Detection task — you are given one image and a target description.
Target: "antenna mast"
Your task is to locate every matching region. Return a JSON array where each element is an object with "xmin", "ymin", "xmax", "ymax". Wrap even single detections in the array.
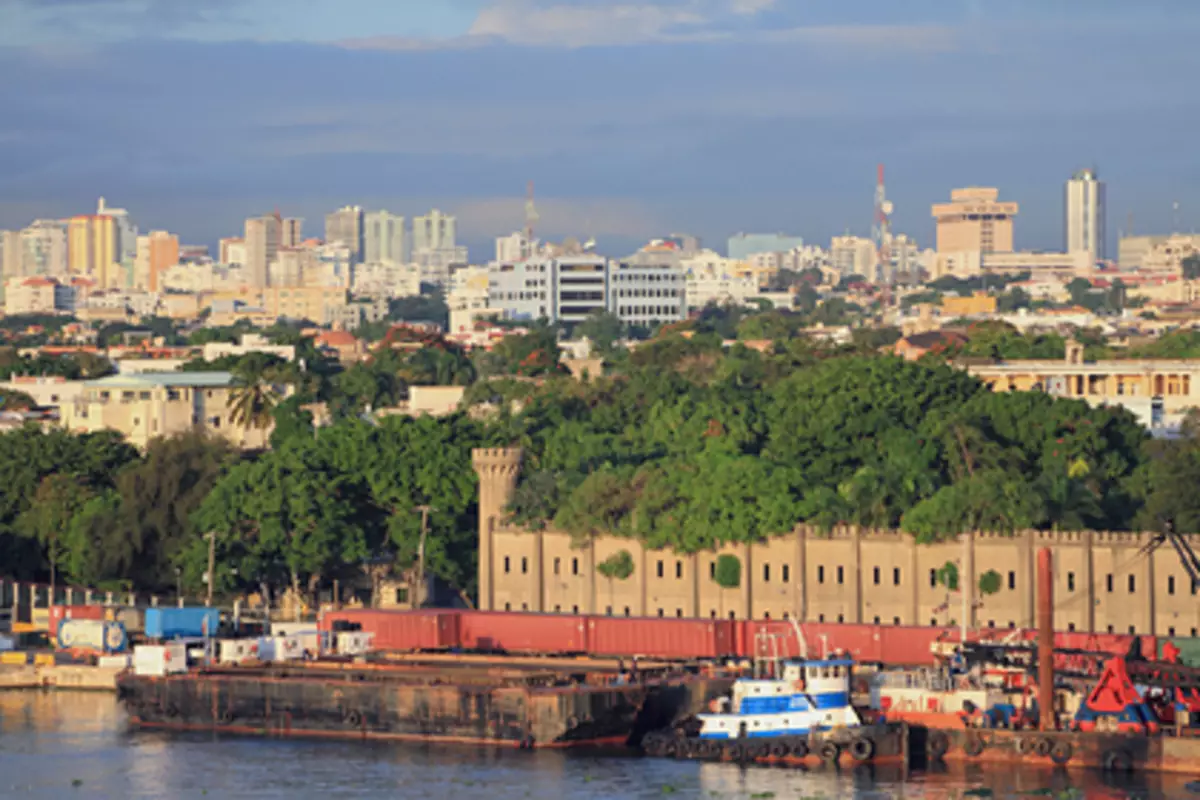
[
  {"xmin": 524, "ymin": 181, "xmax": 539, "ymax": 255},
  {"xmin": 873, "ymin": 164, "xmax": 894, "ymax": 299}
]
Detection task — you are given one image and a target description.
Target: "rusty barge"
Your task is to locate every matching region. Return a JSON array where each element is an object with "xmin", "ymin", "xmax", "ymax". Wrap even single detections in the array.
[{"xmin": 117, "ymin": 657, "xmax": 733, "ymax": 749}]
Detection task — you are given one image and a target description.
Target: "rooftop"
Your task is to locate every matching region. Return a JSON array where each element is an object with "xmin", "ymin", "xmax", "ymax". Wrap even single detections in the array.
[{"xmin": 83, "ymin": 371, "xmax": 235, "ymax": 389}]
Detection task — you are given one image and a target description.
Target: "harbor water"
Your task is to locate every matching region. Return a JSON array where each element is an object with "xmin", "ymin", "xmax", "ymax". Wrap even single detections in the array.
[{"xmin": 0, "ymin": 693, "xmax": 1193, "ymax": 799}]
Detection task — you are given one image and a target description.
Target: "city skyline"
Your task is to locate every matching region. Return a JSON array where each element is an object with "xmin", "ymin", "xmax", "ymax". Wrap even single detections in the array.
[{"xmin": 2, "ymin": 1, "xmax": 1199, "ymax": 255}]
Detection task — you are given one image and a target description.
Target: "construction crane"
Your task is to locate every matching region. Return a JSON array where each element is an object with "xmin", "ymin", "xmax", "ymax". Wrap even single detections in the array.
[{"xmin": 1140, "ymin": 519, "xmax": 1200, "ymax": 593}]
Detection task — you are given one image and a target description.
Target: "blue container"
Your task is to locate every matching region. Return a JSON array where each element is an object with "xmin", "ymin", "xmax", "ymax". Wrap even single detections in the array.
[{"xmin": 144, "ymin": 607, "xmax": 220, "ymax": 640}]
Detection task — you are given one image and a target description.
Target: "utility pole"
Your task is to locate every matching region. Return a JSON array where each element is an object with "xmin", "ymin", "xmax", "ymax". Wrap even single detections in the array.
[
  {"xmin": 414, "ymin": 506, "xmax": 432, "ymax": 609},
  {"xmin": 205, "ymin": 532, "xmax": 216, "ymax": 607}
]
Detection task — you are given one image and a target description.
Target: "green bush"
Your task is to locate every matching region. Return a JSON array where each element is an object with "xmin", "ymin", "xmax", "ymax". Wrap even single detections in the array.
[
  {"xmin": 714, "ymin": 554, "xmax": 741, "ymax": 589},
  {"xmin": 596, "ymin": 549, "xmax": 635, "ymax": 580}
]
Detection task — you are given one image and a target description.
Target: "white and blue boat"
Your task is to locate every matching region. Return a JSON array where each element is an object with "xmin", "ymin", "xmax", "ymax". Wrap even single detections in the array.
[{"xmin": 695, "ymin": 658, "xmax": 862, "ymax": 741}]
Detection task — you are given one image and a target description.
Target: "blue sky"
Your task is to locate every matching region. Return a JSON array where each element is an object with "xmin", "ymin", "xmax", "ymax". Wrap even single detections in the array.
[{"xmin": 1, "ymin": 0, "xmax": 1199, "ymax": 257}]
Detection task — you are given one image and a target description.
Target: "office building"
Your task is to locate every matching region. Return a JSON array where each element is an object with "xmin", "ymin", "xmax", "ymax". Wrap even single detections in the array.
[
  {"xmin": 280, "ymin": 218, "xmax": 303, "ymax": 248},
  {"xmin": 325, "ymin": 206, "xmax": 364, "ymax": 263},
  {"xmin": 1065, "ymin": 168, "xmax": 1106, "ymax": 260},
  {"xmin": 932, "ymin": 187, "xmax": 1018, "ymax": 254},
  {"xmin": 489, "ymin": 255, "xmax": 685, "ymax": 327},
  {"xmin": 244, "ymin": 215, "xmax": 280, "ymax": 288},
  {"xmin": 364, "ymin": 211, "xmax": 407, "ymax": 264},
  {"xmin": 728, "ymin": 232, "xmax": 804, "ymax": 260}
]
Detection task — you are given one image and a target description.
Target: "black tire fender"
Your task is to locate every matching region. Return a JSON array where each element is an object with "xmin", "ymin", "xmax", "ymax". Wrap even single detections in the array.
[
  {"xmin": 1035, "ymin": 737, "xmax": 1054, "ymax": 757},
  {"xmin": 791, "ymin": 740, "xmax": 809, "ymax": 759},
  {"xmin": 1103, "ymin": 749, "xmax": 1132, "ymax": 773},
  {"xmin": 963, "ymin": 736, "xmax": 985, "ymax": 757},
  {"xmin": 850, "ymin": 737, "xmax": 875, "ymax": 762},
  {"xmin": 819, "ymin": 741, "xmax": 841, "ymax": 763},
  {"xmin": 1017, "ymin": 737, "xmax": 1037, "ymax": 755},
  {"xmin": 1050, "ymin": 741, "xmax": 1072, "ymax": 766},
  {"xmin": 927, "ymin": 731, "xmax": 950, "ymax": 758},
  {"xmin": 769, "ymin": 742, "xmax": 789, "ymax": 758}
]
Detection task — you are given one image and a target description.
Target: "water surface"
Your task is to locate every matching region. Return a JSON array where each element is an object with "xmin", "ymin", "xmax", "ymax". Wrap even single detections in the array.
[{"xmin": 0, "ymin": 693, "xmax": 1191, "ymax": 799}]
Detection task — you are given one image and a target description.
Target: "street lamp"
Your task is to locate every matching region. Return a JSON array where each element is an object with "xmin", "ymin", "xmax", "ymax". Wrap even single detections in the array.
[{"xmin": 175, "ymin": 566, "xmax": 182, "ymax": 608}]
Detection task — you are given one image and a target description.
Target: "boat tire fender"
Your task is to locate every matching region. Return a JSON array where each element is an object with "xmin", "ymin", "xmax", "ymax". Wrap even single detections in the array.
[
  {"xmin": 1050, "ymin": 741, "xmax": 1072, "ymax": 766},
  {"xmin": 219, "ymin": 709, "xmax": 234, "ymax": 724},
  {"xmin": 819, "ymin": 741, "xmax": 841, "ymax": 764},
  {"xmin": 344, "ymin": 710, "xmax": 362, "ymax": 728},
  {"xmin": 1103, "ymin": 749, "xmax": 1132, "ymax": 773},
  {"xmin": 850, "ymin": 737, "xmax": 875, "ymax": 762},
  {"xmin": 791, "ymin": 740, "xmax": 809, "ymax": 759},
  {"xmin": 566, "ymin": 715, "xmax": 579, "ymax": 729},
  {"xmin": 927, "ymin": 731, "xmax": 950, "ymax": 759},
  {"xmin": 769, "ymin": 742, "xmax": 789, "ymax": 758},
  {"xmin": 963, "ymin": 736, "xmax": 985, "ymax": 757},
  {"xmin": 1016, "ymin": 737, "xmax": 1035, "ymax": 755},
  {"xmin": 1034, "ymin": 738, "xmax": 1054, "ymax": 758},
  {"xmin": 165, "ymin": 703, "xmax": 179, "ymax": 718}
]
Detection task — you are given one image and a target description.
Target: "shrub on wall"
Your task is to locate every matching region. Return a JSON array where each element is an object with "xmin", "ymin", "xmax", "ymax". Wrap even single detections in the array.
[
  {"xmin": 596, "ymin": 549, "xmax": 635, "ymax": 580},
  {"xmin": 714, "ymin": 554, "xmax": 741, "ymax": 589}
]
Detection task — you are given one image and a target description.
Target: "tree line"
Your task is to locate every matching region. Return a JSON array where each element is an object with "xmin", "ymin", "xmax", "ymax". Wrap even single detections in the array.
[{"xmin": 1, "ymin": 313, "xmax": 1197, "ymax": 607}]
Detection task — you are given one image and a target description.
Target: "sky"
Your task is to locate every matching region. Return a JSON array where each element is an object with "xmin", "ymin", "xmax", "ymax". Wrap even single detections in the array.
[{"xmin": 1, "ymin": 0, "xmax": 1199, "ymax": 258}]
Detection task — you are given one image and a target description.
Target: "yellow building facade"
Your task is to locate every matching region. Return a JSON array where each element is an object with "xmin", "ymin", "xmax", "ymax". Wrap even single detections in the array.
[{"xmin": 473, "ymin": 448, "xmax": 1200, "ymax": 637}]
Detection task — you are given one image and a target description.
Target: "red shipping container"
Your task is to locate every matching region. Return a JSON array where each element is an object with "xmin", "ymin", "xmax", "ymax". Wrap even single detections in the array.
[
  {"xmin": 49, "ymin": 604, "xmax": 105, "ymax": 639},
  {"xmin": 586, "ymin": 617, "xmax": 737, "ymax": 660},
  {"xmin": 318, "ymin": 609, "xmax": 460, "ymax": 651},
  {"xmin": 457, "ymin": 611, "xmax": 587, "ymax": 654}
]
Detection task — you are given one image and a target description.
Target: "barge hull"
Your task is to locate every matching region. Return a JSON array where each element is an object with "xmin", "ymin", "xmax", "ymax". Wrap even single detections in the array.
[
  {"xmin": 919, "ymin": 726, "xmax": 1200, "ymax": 775},
  {"xmin": 118, "ymin": 671, "xmax": 731, "ymax": 749}
]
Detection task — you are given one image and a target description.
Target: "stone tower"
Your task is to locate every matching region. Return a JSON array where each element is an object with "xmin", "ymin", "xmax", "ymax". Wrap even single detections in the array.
[{"xmin": 471, "ymin": 447, "xmax": 523, "ymax": 611}]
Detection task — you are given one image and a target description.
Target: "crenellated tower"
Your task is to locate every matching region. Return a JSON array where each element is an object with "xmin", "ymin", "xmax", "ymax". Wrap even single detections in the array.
[{"xmin": 472, "ymin": 447, "xmax": 523, "ymax": 610}]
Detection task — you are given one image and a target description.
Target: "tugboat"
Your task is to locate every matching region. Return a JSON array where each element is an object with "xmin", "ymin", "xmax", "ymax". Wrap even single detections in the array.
[{"xmin": 641, "ymin": 623, "xmax": 908, "ymax": 766}]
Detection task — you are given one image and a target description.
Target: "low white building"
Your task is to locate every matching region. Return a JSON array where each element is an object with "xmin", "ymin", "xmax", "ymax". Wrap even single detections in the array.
[
  {"xmin": 202, "ymin": 333, "xmax": 296, "ymax": 362},
  {"xmin": 447, "ymin": 266, "xmax": 493, "ymax": 334},
  {"xmin": 4, "ymin": 277, "xmax": 75, "ymax": 315},
  {"xmin": 351, "ymin": 262, "xmax": 421, "ymax": 298}
]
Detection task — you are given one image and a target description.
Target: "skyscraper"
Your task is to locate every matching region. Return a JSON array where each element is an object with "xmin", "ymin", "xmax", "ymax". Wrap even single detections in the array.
[
  {"xmin": 20, "ymin": 221, "xmax": 67, "ymax": 277},
  {"xmin": 364, "ymin": 210, "xmax": 407, "ymax": 264},
  {"xmin": 280, "ymin": 217, "xmax": 304, "ymax": 248},
  {"xmin": 412, "ymin": 209, "xmax": 456, "ymax": 252},
  {"xmin": 1065, "ymin": 168, "xmax": 1106, "ymax": 260},
  {"xmin": 97, "ymin": 197, "xmax": 137, "ymax": 263},
  {"xmin": 245, "ymin": 215, "xmax": 280, "ymax": 288},
  {"xmin": 67, "ymin": 214, "xmax": 119, "ymax": 286},
  {"xmin": 324, "ymin": 206, "xmax": 364, "ymax": 263},
  {"xmin": 1, "ymin": 231, "xmax": 20, "ymax": 278}
]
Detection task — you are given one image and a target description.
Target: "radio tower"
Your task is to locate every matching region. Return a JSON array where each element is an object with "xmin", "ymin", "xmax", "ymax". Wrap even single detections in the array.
[
  {"xmin": 524, "ymin": 181, "xmax": 539, "ymax": 258},
  {"xmin": 873, "ymin": 164, "xmax": 894, "ymax": 303}
]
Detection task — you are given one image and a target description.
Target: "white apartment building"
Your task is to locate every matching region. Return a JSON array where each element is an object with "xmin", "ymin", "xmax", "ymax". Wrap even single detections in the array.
[
  {"xmin": 447, "ymin": 266, "xmax": 493, "ymax": 333},
  {"xmin": 830, "ymin": 235, "xmax": 877, "ymax": 278},
  {"xmin": 351, "ymin": 262, "xmax": 422, "ymax": 298},
  {"xmin": 495, "ymin": 231, "xmax": 532, "ymax": 263},
  {"xmin": 84, "ymin": 288, "xmax": 160, "ymax": 317},
  {"xmin": 4, "ymin": 277, "xmax": 75, "ymax": 315},
  {"xmin": 488, "ymin": 256, "xmax": 686, "ymax": 326},
  {"xmin": 364, "ymin": 210, "xmax": 407, "ymax": 264}
]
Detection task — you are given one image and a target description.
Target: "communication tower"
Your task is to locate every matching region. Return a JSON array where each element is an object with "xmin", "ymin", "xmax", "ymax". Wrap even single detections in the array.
[{"xmin": 873, "ymin": 164, "xmax": 895, "ymax": 298}]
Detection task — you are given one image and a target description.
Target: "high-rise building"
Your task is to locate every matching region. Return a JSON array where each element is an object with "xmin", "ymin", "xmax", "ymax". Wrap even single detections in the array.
[
  {"xmin": 830, "ymin": 235, "xmax": 877, "ymax": 278},
  {"xmin": 244, "ymin": 215, "xmax": 280, "ymax": 288},
  {"xmin": 1065, "ymin": 168, "xmax": 1106, "ymax": 260},
  {"xmin": 324, "ymin": 206, "xmax": 364, "ymax": 263},
  {"xmin": 280, "ymin": 217, "xmax": 304, "ymax": 248},
  {"xmin": 97, "ymin": 197, "xmax": 137, "ymax": 263},
  {"xmin": 364, "ymin": 210, "xmax": 407, "ymax": 264},
  {"xmin": 932, "ymin": 187, "xmax": 1018, "ymax": 254},
  {"xmin": 67, "ymin": 214, "xmax": 119, "ymax": 286},
  {"xmin": 1, "ymin": 231, "xmax": 20, "ymax": 278},
  {"xmin": 135, "ymin": 231, "xmax": 180, "ymax": 292},
  {"xmin": 412, "ymin": 209, "xmax": 456, "ymax": 252},
  {"xmin": 19, "ymin": 220, "xmax": 68, "ymax": 277}
]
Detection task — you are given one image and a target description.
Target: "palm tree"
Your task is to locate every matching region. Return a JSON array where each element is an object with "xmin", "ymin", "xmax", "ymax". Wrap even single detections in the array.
[{"xmin": 227, "ymin": 363, "xmax": 281, "ymax": 432}]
